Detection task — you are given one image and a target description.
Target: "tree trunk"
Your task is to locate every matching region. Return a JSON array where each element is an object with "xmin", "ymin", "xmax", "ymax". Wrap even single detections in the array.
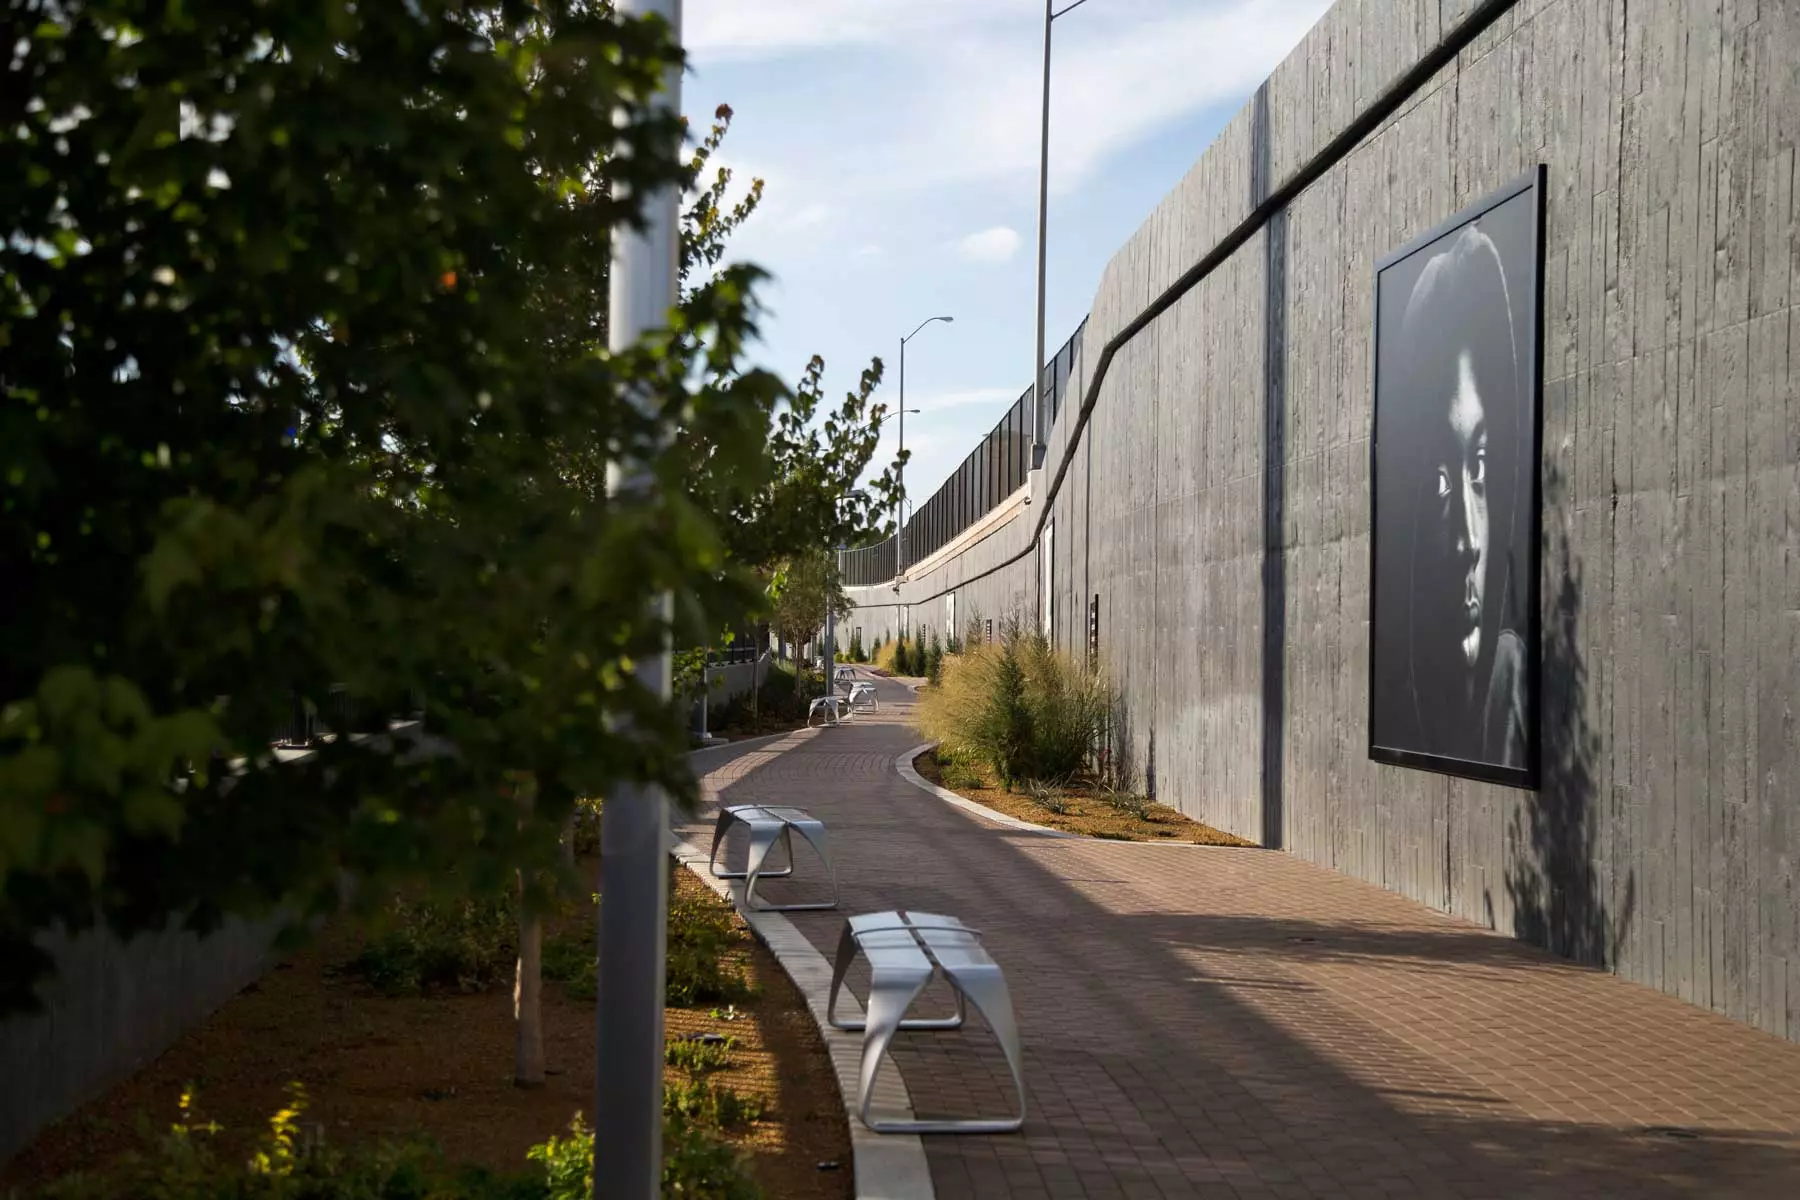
[
  {"xmin": 750, "ymin": 629, "xmax": 762, "ymax": 732},
  {"xmin": 512, "ymin": 775, "xmax": 546, "ymax": 1088},
  {"xmin": 514, "ymin": 870, "xmax": 545, "ymax": 1087}
]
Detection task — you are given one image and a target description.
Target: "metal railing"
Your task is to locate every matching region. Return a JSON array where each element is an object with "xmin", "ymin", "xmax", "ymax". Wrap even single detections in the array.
[{"xmin": 842, "ymin": 317, "xmax": 1087, "ymax": 589}]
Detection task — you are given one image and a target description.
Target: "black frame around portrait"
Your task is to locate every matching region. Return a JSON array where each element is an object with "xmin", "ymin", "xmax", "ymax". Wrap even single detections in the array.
[{"xmin": 1367, "ymin": 165, "xmax": 1546, "ymax": 791}]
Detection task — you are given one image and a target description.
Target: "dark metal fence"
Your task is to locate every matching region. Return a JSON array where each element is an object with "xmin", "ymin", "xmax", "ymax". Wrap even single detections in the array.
[{"xmin": 841, "ymin": 317, "xmax": 1087, "ymax": 588}]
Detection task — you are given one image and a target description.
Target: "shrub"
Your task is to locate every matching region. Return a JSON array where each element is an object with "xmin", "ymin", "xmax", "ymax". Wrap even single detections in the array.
[
  {"xmin": 925, "ymin": 629, "xmax": 944, "ymax": 686},
  {"xmin": 872, "ymin": 637, "xmax": 898, "ymax": 675},
  {"xmin": 1015, "ymin": 627, "xmax": 1112, "ymax": 782},
  {"xmin": 541, "ymin": 928, "xmax": 596, "ymax": 1000},
  {"xmin": 848, "ymin": 629, "xmax": 866, "ymax": 662},
  {"xmin": 346, "ymin": 891, "xmax": 516, "ymax": 996},
  {"xmin": 916, "ymin": 622, "xmax": 1114, "ymax": 790},
  {"xmin": 710, "ymin": 660, "xmax": 807, "ymax": 733},
  {"xmin": 665, "ymin": 894, "xmax": 753, "ymax": 1007},
  {"xmin": 32, "ymin": 1084, "xmax": 536, "ymax": 1200}
]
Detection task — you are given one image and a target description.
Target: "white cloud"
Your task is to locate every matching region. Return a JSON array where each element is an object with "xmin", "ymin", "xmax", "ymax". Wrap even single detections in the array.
[
  {"xmin": 903, "ymin": 0, "xmax": 1332, "ymax": 196},
  {"xmin": 787, "ymin": 202, "xmax": 831, "ymax": 230},
  {"xmin": 854, "ymin": 243, "xmax": 884, "ymax": 258},
  {"xmin": 910, "ymin": 386, "xmax": 1022, "ymax": 414},
  {"xmin": 687, "ymin": 0, "xmax": 985, "ymax": 61},
  {"xmin": 956, "ymin": 226, "xmax": 1022, "ymax": 263}
]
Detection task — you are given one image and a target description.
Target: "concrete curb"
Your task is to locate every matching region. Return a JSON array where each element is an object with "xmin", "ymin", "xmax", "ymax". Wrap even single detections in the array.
[
  {"xmin": 894, "ymin": 742, "xmax": 1246, "ymax": 849},
  {"xmin": 894, "ymin": 741, "xmax": 1084, "ymax": 839},
  {"xmin": 677, "ymin": 752, "xmax": 935, "ymax": 1200}
]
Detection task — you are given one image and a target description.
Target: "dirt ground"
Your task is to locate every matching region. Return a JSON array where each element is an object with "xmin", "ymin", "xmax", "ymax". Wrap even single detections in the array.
[
  {"xmin": 3, "ymin": 869, "xmax": 851, "ymax": 1199},
  {"xmin": 915, "ymin": 749, "xmax": 1254, "ymax": 846}
]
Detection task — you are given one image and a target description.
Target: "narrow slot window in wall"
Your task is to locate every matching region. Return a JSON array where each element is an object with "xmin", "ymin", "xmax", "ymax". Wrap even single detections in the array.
[
  {"xmin": 1088, "ymin": 593, "xmax": 1100, "ymax": 668},
  {"xmin": 1041, "ymin": 519, "xmax": 1055, "ymax": 638}
]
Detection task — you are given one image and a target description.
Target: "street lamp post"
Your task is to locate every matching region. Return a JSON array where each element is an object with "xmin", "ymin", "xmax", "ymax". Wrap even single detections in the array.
[
  {"xmin": 1033, "ymin": 0, "xmax": 1097, "ymax": 469},
  {"xmin": 597, "ymin": 1, "xmax": 679, "ymax": 1197},
  {"xmin": 897, "ymin": 315, "xmax": 953, "ymax": 581}
]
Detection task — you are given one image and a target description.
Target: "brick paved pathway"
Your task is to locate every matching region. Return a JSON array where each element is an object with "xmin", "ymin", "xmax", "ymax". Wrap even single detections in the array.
[{"xmin": 682, "ymin": 676, "xmax": 1800, "ymax": 1199}]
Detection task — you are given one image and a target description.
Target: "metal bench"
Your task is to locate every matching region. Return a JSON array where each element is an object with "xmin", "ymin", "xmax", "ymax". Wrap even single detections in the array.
[
  {"xmin": 807, "ymin": 694, "xmax": 846, "ymax": 726},
  {"xmin": 707, "ymin": 804, "xmax": 837, "ymax": 912},
  {"xmin": 846, "ymin": 681, "xmax": 879, "ymax": 713},
  {"xmin": 827, "ymin": 910, "xmax": 1024, "ymax": 1134}
]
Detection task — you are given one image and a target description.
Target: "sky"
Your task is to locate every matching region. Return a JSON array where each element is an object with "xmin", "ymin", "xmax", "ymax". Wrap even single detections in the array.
[{"xmin": 682, "ymin": 0, "xmax": 1333, "ymax": 508}]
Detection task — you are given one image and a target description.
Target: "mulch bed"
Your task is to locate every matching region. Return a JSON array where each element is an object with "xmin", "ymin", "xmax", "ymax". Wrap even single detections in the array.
[
  {"xmin": 914, "ymin": 749, "xmax": 1254, "ymax": 846},
  {"xmin": 2, "ymin": 868, "xmax": 851, "ymax": 1200}
]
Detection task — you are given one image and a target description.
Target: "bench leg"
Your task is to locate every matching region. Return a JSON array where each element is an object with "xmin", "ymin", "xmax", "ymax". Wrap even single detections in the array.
[
  {"xmin": 863, "ymin": 968, "xmax": 1026, "ymax": 1134},
  {"xmin": 739, "ymin": 823, "xmax": 788, "ymax": 910},
  {"xmin": 744, "ymin": 822, "xmax": 837, "ymax": 912},
  {"xmin": 825, "ymin": 924, "xmax": 861, "ymax": 1030},
  {"xmin": 710, "ymin": 818, "xmax": 793, "ymax": 881},
  {"xmin": 856, "ymin": 965, "xmax": 934, "ymax": 1132}
]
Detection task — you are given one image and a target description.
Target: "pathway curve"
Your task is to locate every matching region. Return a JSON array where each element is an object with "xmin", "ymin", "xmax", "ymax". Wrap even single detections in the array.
[{"xmin": 678, "ymin": 674, "xmax": 1800, "ymax": 1199}]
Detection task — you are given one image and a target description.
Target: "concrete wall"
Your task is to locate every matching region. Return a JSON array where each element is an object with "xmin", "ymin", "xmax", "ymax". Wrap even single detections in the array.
[
  {"xmin": 0, "ymin": 917, "xmax": 281, "ymax": 1164},
  {"xmin": 847, "ymin": 0, "xmax": 1800, "ymax": 1041}
]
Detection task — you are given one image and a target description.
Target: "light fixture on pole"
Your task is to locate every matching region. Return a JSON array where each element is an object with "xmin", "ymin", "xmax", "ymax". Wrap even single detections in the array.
[
  {"xmin": 897, "ymin": 315, "xmax": 952, "ymax": 582},
  {"xmin": 1032, "ymin": 0, "xmax": 1098, "ymax": 472}
]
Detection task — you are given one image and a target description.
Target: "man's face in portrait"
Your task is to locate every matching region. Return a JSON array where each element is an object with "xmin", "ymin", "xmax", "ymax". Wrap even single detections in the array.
[{"xmin": 1426, "ymin": 350, "xmax": 1489, "ymax": 670}]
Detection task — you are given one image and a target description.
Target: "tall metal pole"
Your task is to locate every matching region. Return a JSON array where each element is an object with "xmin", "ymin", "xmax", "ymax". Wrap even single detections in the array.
[
  {"xmin": 825, "ymin": 544, "xmax": 842, "ymax": 690},
  {"xmin": 896, "ymin": 335, "xmax": 906, "ymax": 581},
  {"xmin": 597, "ymin": 1, "xmax": 680, "ymax": 1195},
  {"xmin": 1030, "ymin": 0, "xmax": 1054, "ymax": 470}
]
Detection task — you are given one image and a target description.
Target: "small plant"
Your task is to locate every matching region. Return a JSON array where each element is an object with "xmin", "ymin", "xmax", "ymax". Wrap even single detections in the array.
[
  {"xmin": 665, "ymin": 1035, "xmax": 736, "ymax": 1074},
  {"xmin": 665, "ymin": 1076, "xmax": 765, "ymax": 1130},
  {"xmin": 529, "ymin": 1111, "xmax": 762, "ymax": 1200},
  {"xmin": 848, "ymin": 628, "xmax": 866, "ymax": 662},
  {"xmin": 1024, "ymin": 779, "xmax": 1071, "ymax": 815},
  {"xmin": 33, "ymin": 1085, "xmax": 524, "ymax": 1199},
  {"xmin": 1097, "ymin": 781, "xmax": 1152, "ymax": 820},
  {"xmin": 934, "ymin": 746, "xmax": 986, "ymax": 791},
  {"xmin": 925, "ymin": 629, "xmax": 944, "ymax": 686}
]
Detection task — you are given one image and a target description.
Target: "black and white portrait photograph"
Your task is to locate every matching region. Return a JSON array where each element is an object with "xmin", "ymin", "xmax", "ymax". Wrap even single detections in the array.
[{"xmin": 1369, "ymin": 169, "xmax": 1544, "ymax": 789}]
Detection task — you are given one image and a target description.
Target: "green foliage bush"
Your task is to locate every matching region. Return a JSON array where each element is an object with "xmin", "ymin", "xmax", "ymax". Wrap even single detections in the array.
[
  {"xmin": 665, "ymin": 1078, "xmax": 764, "ymax": 1130},
  {"xmin": 346, "ymin": 892, "xmax": 517, "ymax": 996},
  {"xmin": 665, "ymin": 1035, "xmax": 735, "ymax": 1074},
  {"xmin": 925, "ymin": 629, "xmax": 944, "ymax": 686},
  {"xmin": 28, "ymin": 1085, "xmax": 541, "ymax": 1200},
  {"xmin": 916, "ymin": 622, "xmax": 1114, "ymax": 791},
  {"xmin": 529, "ymin": 1113, "xmax": 760, "ymax": 1200},
  {"xmin": 847, "ymin": 629, "xmax": 866, "ymax": 663},
  {"xmin": 664, "ymin": 894, "xmax": 752, "ymax": 1008},
  {"xmin": 0, "ymin": 1, "xmax": 904, "ymax": 1017},
  {"xmin": 540, "ymin": 927, "xmax": 596, "ymax": 1001},
  {"xmin": 710, "ymin": 661, "xmax": 807, "ymax": 734}
]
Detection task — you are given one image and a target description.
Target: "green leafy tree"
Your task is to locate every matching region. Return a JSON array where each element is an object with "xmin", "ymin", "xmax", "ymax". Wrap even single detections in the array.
[
  {"xmin": 769, "ymin": 550, "xmax": 848, "ymax": 688},
  {"xmin": 0, "ymin": 1, "xmax": 811, "ymax": 1022}
]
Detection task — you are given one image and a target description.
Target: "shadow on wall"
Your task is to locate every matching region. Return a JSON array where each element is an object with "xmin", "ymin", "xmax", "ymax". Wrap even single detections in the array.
[{"xmin": 1500, "ymin": 461, "xmax": 1635, "ymax": 967}]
